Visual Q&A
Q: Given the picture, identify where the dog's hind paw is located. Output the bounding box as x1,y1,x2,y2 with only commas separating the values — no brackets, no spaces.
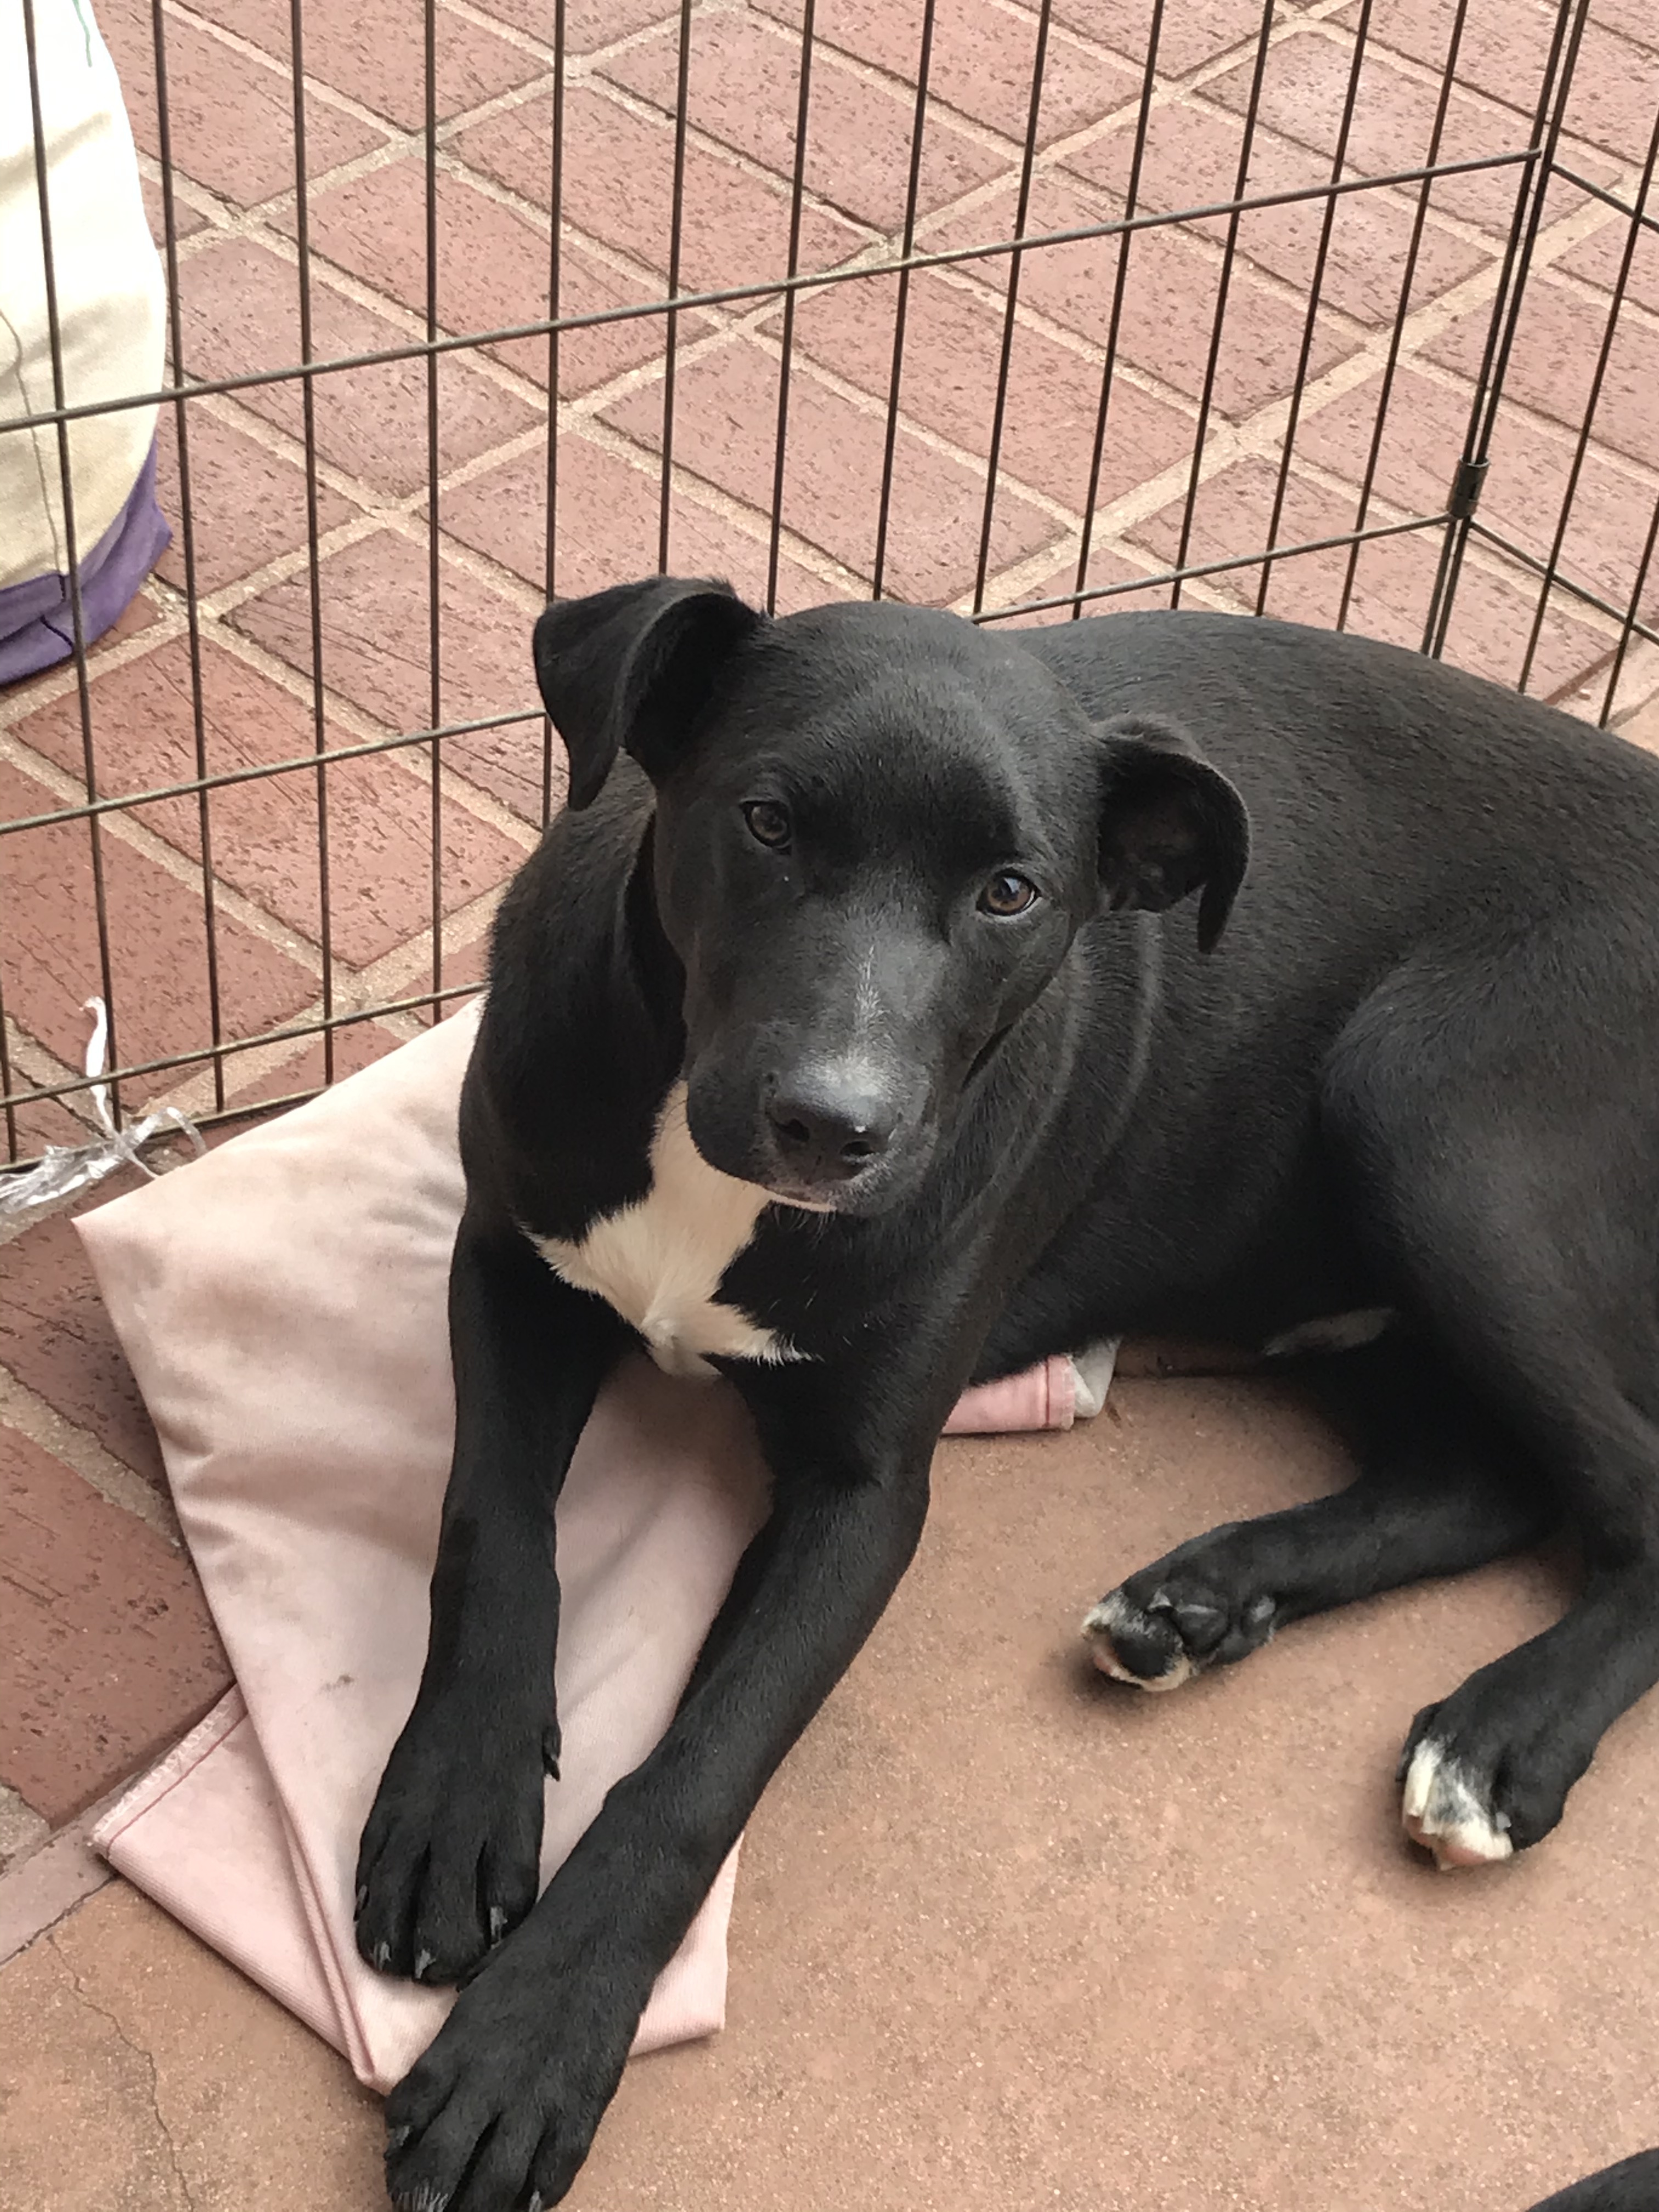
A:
1081,1566,1280,1690
1400,1738,1514,1870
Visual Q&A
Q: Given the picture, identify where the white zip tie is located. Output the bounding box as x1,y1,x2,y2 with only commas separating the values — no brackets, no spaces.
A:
0,998,206,1244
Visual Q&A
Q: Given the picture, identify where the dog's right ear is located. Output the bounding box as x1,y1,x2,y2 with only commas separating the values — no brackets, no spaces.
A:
1096,713,1250,952
533,577,765,810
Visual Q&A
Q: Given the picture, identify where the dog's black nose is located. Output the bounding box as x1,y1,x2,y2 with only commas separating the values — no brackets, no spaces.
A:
766,1073,898,1180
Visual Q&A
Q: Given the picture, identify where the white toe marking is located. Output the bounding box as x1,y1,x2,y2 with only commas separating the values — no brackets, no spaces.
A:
1080,1588,1196,1692
1265,1306,1396,1358
413,1948,435,1979
1401,1739,1513,1869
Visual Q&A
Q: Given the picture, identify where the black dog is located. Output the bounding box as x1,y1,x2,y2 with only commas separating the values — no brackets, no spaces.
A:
1530,2153,1659,2210
355,580,1659,2212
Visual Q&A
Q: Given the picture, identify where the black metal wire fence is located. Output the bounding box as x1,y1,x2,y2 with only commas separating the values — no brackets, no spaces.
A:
2,0,1656,1168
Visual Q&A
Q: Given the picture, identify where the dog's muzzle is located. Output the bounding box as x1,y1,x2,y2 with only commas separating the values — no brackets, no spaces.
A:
760,1065,901,1199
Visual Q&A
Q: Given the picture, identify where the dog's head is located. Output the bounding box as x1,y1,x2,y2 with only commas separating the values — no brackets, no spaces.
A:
534,578,1248,1216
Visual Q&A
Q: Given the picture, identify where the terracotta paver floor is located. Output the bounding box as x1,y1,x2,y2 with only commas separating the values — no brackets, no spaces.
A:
7,0,1659,2202
7,1365,1659,2212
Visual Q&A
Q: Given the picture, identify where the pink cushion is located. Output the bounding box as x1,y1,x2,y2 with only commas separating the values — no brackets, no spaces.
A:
78,1001,1075,2093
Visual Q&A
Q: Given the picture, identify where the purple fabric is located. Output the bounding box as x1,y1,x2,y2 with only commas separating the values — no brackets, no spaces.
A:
0,437,170,686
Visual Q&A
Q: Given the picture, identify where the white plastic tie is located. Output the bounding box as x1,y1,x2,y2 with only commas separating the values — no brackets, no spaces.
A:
0,998,205,1244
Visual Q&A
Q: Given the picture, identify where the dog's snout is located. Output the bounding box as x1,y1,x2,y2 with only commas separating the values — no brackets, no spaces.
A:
765,1071,898,1180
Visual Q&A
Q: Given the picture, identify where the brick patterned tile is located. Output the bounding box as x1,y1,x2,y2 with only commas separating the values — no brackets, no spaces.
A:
1423,269,1654,470
1048,0,1272,78
1335,0,1564,121
174,238,540,499
769,270,1195,510
597,14,1011,233
1202,24,1605,239
175,0,546,129
1556,205,1659,321
988,544,1181,624
1062,89,1322,209
11,639,522,969
440,434,850,627
0,1181,165,1487
230,527,541,767
1061,99,1492,326
1128,454,1615,696
602,341,1059,602
269,158,700,394
231,515,553,822
752,0,1143,146
1,1087,101,1172
0,755,317,1084
932,172,1355,419
0,1425,228,1825
1553,20,1659,169
1586,0,1659,52
1428,550,1617,703
94,0,387,208
466,0,675,51
451,84,872,289
140,174,209,249
1297,366,1659,618
217,1011,415,1113
154,408,362,597
437,933,494,996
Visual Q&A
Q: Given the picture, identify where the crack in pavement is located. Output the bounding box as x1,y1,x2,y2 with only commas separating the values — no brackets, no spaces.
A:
46,1928,200,2212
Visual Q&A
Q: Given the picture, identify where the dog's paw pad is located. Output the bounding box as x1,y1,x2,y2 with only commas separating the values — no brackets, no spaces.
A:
1400,1739,1513,1870
1081,1587,1198,1691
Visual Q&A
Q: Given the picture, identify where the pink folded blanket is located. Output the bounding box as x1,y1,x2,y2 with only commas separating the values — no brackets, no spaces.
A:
78,1002,1101,2094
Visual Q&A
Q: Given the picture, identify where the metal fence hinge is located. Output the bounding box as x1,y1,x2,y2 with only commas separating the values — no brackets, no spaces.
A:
1447,457,1489,521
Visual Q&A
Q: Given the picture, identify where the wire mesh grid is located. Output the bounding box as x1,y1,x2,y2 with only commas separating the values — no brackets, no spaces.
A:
2,0,1657,1170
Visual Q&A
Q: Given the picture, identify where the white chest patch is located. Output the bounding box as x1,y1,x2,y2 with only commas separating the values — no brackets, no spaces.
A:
530,1084,809,1380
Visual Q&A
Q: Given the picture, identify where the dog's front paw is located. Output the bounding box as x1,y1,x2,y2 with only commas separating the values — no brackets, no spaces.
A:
356,1697,558,1985
1082,1554,1277,1691
385,1942,645,2212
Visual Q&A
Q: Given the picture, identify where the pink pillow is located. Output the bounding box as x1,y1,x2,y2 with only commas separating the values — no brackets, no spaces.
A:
78,1001,1086,2092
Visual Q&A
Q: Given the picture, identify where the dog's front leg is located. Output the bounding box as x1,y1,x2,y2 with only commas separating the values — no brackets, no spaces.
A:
356,1198,627,1985
381,1367,938,2212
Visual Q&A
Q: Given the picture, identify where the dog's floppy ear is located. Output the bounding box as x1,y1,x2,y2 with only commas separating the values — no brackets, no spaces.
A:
533,576,765,810
1096,714,1250,952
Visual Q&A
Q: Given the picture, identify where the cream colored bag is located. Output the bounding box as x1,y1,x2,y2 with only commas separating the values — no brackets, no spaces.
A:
0,0,168,677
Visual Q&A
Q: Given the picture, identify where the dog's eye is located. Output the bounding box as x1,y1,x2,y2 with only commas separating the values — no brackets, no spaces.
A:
979,871,1038,917
742,800,792,849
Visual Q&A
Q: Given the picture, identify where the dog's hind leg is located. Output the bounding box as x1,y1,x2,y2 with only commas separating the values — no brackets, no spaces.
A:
1084,1335,1558,1694
1523,2150,1659,2211
1321,939,1659,1869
